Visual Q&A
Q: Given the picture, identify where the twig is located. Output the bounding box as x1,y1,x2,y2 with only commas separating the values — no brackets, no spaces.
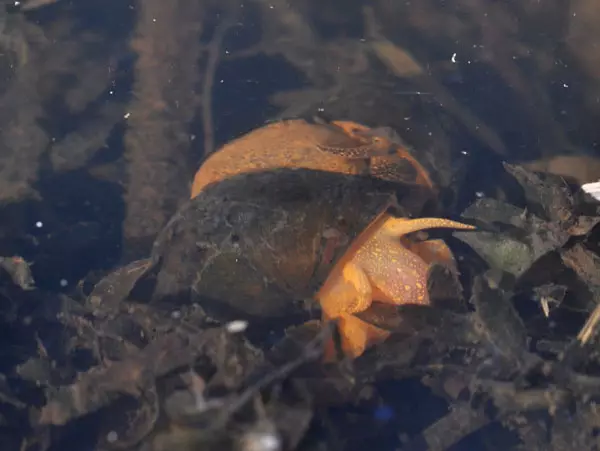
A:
576,301,600,344
211,321,332,429
400,403,490,451
20,0,61,11
201,18,235,158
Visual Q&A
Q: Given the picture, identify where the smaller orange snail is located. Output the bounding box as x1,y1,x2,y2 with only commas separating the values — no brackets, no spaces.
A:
191,117,435,199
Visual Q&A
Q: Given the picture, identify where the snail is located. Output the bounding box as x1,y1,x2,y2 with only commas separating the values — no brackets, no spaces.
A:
116,118,474,362
143,153,473,361
191,118,435,199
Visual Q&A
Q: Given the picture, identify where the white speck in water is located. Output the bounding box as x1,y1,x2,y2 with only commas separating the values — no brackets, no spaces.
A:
124,112,131,119
59,279,68,287
35,221,43,228
451,53,457,63
475,191,485,198
171,310,181,319
106,431,118,443
226,320,249,333
241,431,281,451
461,150,469,155
563,83,569,88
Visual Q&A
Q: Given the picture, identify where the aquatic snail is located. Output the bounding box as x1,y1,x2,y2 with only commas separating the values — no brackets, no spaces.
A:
191,117,436,199
144,118,475,360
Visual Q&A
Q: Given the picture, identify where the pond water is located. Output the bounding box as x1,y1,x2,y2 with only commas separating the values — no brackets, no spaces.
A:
1,0,599,288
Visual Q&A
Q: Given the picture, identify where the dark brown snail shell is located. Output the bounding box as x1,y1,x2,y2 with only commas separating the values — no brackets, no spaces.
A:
136,168,432,321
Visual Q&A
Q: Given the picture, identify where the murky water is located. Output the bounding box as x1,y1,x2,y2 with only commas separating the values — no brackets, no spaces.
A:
1,0,599,287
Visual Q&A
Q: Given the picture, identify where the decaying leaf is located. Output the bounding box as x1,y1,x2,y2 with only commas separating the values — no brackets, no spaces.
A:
561,243,600,288
469,270,539,373
454,197,569,279
503,162,600,236
86,258,152,315
455,164,600,281
0,255,35,290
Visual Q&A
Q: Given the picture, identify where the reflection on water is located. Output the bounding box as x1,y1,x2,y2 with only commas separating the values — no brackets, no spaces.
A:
1,0,600,449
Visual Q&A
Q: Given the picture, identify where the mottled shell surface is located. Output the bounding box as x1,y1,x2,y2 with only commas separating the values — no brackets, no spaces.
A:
144,168,428,319
191,118,436,201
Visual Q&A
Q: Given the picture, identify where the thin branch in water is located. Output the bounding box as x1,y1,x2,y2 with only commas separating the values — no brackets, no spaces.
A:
20,0,61,11
576,301,600,345
202,18,236,158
